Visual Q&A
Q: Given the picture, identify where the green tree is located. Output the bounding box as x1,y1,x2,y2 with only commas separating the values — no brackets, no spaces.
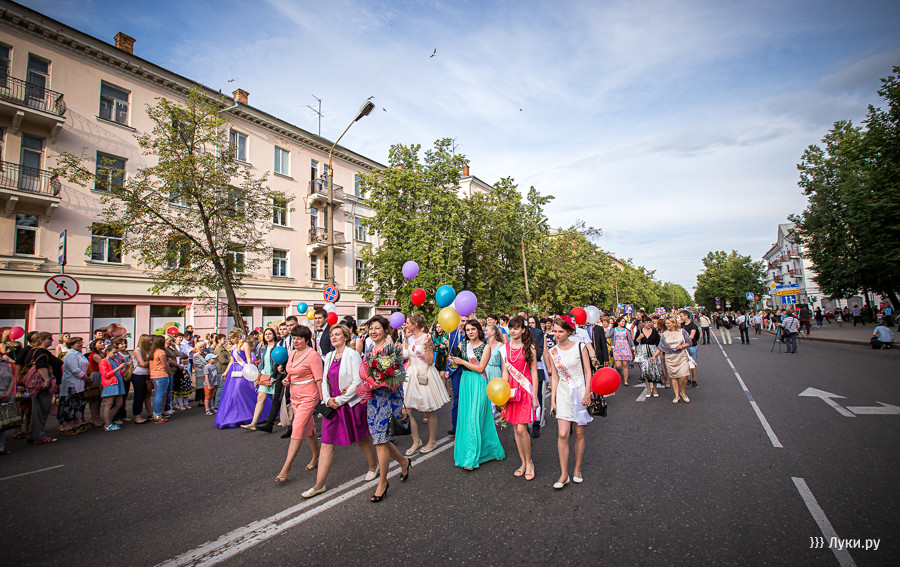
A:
529,227,615,313
694,251,765,311
54,89,289,332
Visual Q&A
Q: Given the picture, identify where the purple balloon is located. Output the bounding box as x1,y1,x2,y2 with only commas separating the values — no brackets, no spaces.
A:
455,290,478,317
402,261,419,280
389,312,406,329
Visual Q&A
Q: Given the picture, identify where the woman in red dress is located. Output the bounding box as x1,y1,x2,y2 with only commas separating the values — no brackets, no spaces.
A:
501,316,539,481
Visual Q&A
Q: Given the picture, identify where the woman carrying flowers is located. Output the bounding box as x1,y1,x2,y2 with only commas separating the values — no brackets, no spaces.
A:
356,315,411,503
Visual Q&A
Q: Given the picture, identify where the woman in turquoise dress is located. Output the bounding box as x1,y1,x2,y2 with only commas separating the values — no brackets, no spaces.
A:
448,320,505,470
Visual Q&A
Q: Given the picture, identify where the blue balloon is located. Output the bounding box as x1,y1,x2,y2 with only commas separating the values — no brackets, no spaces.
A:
435,285,457,308
271,346,288,365
297,302,308,314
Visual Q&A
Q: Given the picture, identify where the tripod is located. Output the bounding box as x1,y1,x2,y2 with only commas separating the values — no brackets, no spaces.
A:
771,327,783,353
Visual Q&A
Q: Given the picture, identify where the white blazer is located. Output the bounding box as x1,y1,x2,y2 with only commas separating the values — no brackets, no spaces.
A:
321,348,363,407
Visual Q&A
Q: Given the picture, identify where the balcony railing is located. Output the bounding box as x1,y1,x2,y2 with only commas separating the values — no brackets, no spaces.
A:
308,179,344,201
0,160,61,196
308,227,345,246
0,75,67,116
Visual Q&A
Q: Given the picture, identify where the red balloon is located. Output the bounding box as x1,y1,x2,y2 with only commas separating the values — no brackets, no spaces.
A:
591,367,620,396
327,312,338,326
572,307,587,326
8,326,25,341
411,288,427,306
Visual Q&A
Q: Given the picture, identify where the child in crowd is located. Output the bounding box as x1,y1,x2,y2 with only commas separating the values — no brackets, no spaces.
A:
192,340,208,408
203,353,219,415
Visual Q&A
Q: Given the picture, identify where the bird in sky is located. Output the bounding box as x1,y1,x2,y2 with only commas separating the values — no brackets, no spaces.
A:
382,107,387,112
430,48,436,58
227,79,235,83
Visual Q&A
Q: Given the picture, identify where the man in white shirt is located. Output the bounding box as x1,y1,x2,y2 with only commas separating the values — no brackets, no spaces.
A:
780,314,801,354
698,313,712,344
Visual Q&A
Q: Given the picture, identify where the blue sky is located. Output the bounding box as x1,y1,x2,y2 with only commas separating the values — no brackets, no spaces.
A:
22,0,900,293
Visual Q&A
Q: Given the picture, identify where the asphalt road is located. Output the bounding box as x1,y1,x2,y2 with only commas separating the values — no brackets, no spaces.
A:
1,333,897,567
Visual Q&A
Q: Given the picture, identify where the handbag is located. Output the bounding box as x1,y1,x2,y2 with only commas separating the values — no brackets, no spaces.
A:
387,408,411,436
588,394,607,417
687,354,697,369
416,372,429,386
0,401,23,431
315,401,336,419
258,374,274,387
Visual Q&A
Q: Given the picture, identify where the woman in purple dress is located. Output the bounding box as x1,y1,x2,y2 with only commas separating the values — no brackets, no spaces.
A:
214,329,269,429
301,325,378,498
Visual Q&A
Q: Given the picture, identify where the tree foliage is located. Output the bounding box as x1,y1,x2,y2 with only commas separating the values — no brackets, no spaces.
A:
54,89,289,332
694,250,766,311
790,64,900,309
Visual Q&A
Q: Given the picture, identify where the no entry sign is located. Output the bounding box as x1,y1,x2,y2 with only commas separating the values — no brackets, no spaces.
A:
44,274,79,301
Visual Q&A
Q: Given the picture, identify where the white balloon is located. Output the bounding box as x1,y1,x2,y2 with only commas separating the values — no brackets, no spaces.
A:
585,305,601,325
243,363,259,382
324,302,336,313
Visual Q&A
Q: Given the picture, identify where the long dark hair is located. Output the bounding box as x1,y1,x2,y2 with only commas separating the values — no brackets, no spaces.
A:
464,319,486,343
508,316,534,366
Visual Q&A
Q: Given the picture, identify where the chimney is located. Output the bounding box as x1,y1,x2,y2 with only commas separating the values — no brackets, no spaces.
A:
114,32,135,54
462,166,470,176
233,89,249,104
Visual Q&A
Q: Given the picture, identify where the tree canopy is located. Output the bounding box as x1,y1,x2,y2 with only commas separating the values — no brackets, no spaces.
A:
694,250,766,311
55,89,289,331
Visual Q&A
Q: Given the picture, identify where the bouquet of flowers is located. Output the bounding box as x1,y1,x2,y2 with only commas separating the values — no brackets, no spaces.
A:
358,345,406,400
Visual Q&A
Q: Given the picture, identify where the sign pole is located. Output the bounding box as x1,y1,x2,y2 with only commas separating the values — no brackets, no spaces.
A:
58,230,67,338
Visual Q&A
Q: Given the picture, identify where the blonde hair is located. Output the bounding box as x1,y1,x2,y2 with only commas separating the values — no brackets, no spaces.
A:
330,324,351,343
485,323,506,343
408,313,427,331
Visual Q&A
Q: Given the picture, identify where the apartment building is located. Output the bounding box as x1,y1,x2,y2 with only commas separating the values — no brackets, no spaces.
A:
762,223,821,309
0,0,388,341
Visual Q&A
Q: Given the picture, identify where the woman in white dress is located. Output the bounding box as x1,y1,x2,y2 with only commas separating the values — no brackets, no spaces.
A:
403,313,450,456
546,316,593,490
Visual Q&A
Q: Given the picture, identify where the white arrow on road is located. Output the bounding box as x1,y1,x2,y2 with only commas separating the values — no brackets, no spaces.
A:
845,402,900,415
798,388,855,418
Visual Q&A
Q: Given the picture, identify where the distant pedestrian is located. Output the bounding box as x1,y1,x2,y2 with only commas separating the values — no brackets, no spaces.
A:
716,312,733,345
698,313,711,344
870,325,894,349
851,304,864,326
814,307,824,328
780,314,801,354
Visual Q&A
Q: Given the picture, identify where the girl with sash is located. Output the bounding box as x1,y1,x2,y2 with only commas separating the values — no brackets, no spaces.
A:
500,316,539,481
547,316,593,489
448,320,505,470
214,329,256,429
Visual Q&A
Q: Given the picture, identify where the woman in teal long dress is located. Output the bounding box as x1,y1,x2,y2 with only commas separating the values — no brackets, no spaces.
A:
448,320,505,470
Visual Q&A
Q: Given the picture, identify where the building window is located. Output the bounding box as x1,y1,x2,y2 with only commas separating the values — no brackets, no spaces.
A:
355,259,365,284
99,82,130,125
95,152,126,191
229,130,247,162
25,54,49,107
226,245,245,273
272,249,288,277
310,207,318,228
310,254,318,280
354,173,364,198
272,196,287,226
354,217,367,242
166,234,191,269
19,134,43,192
0,44,9,84
274,146,290,176
169,181,191,207
90,223,123,263
15,213,39,255
323,257,329,281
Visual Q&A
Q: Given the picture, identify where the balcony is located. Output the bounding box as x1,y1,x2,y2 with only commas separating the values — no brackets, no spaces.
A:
308,179,345,208
0,161,62,218
307,227,346,254
0,76,67,139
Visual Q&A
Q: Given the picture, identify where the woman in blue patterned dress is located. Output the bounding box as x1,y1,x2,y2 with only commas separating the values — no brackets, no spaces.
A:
605,316,635,386
356,315,410,503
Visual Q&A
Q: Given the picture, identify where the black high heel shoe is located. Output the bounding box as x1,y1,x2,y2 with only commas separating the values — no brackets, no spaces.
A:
400,459,411,482
370,482,389,503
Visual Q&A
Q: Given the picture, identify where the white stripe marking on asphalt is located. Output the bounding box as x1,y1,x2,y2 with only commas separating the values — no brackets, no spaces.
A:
713,334,783,448
792,477,857,567
0,464,64,482
159,437,454,567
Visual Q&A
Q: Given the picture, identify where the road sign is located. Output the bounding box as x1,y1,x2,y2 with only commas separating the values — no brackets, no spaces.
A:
623,304,633,315
775,284,800,296
746,292,755,300
323,285,341,303
58,230,67,266
769,282,777,289
725,300,731,308
44,274,79,301
780,295,798,305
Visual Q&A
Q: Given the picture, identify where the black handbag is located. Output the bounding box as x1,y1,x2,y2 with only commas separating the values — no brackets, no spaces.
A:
588,394,607,417
315,402,336,420
387,409,411,436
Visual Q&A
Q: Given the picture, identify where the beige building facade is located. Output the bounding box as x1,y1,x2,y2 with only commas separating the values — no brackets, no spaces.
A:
0,0,390,343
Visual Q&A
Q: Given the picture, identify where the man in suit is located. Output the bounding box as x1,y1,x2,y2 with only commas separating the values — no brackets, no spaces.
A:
592,320,610,370
446,315,468,435
313,308,334,356
526,314,546,438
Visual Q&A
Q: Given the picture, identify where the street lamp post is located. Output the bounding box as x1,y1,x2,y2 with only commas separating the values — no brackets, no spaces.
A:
326,99,375,286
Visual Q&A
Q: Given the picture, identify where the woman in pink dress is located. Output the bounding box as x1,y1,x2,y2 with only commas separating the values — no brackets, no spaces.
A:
500,316,540,481
275,325,322,482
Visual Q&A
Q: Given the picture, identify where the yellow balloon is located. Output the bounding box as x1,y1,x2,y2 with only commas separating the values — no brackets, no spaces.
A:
437,306,460,333
486,377,511,406
306,309,315,320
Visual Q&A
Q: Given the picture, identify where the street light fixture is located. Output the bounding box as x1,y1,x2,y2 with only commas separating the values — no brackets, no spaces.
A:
326,99,375,286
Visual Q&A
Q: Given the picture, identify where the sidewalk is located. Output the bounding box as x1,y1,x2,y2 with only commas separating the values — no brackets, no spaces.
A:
761,321,894,347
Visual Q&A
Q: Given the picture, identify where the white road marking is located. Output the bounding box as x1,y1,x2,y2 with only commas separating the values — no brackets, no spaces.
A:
799,387,855,418
792,477,857,567
713,334,783,448
159,437,454,567
0,464,64,482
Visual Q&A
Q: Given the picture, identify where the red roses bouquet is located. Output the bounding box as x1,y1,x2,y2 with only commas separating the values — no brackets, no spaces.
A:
358,345,405,401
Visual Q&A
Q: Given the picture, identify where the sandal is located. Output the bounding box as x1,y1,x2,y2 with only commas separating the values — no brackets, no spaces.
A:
514,467,526,477
405,441,422,457
370,482,389,503
240,424,257,431
419,444,436,454
524,464,535,481
400,459,411,482
275,471,290,482
305,460,318,471
13,431,27,439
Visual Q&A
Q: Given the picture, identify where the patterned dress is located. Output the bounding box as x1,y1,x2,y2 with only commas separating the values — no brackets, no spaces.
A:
635,329,664,384
363,343,405,445
609,327,635,361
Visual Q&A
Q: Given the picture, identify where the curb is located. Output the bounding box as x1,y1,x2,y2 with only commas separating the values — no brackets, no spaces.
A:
761,329,869,347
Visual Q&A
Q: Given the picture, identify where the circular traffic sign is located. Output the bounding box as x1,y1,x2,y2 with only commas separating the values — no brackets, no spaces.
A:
323,285,341,303
44,274,79,301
